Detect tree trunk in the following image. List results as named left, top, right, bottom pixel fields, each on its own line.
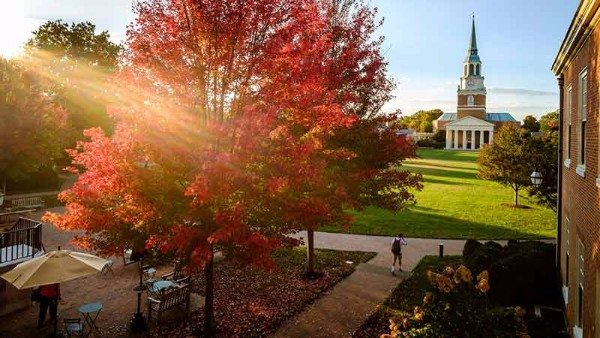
left=514, top=187, right=519, bottom=207
left=306, top=229, right=315, bottom=275
left=204, top=246, right=215, bottom=336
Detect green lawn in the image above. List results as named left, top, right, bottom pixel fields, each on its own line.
left=323, top=149, right=556, bottom=239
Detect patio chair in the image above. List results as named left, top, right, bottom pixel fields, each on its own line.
left=63, top=318, right=84, bottom=337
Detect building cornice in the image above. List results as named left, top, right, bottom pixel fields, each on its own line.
left=552, top=0, right=600, bottom=75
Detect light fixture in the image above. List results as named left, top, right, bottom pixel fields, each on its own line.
left=530, top=170, right=543, bottom=187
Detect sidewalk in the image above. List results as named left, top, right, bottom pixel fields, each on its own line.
left=272, top=232, right=468, bottom=338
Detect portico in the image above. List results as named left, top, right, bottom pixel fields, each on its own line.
left=444, top=116, right=494, bottom=150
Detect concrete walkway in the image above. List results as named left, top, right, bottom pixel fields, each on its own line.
left=272, top=232, right=468, bottom=338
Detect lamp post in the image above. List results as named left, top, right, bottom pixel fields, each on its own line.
left=530, top=170, right=543, bottom=187
left=130, top=251, right=147, bottom=332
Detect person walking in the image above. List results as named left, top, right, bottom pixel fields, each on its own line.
left=391, top=233, right=407, bottom=275
left=37, top=283, right=60, bottom=328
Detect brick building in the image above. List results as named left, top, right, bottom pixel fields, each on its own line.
left=552, top=1, right=600, bottom=337
left=433, top=16, right=520, bottom=150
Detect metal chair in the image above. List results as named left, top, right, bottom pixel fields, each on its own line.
left=63, top=318, right=84, bottom=337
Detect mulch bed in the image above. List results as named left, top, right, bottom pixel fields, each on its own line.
left=150, top=248, right=376, bottom=338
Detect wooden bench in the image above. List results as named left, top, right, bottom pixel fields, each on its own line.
left=7, top=197, right=45, bottom=210
left=147, top=283, right=191, bottom=324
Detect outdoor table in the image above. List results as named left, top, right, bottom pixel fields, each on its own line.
left=78, top=302, right=102, bottom=337
left=149, top=280, right=177, bottom=293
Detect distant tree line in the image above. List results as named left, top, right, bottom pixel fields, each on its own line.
left=396, top=109, right=444, bottom=133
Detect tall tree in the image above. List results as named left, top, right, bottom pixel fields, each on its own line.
left=0, top=58, right=65, bottom=194
left=25, top=20, right=121, bottom=146
left=521, top=115, right=540, bottom=133
left=539, top=110, right=559, bottom=133
left=44, top=0, right=421, bottom=334
left=478, top=126, right=532, bottom=207
left=527, top=131, right=558, bottom=211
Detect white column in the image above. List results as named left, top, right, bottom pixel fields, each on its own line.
left=489, top=130, right=494, bottom=144
left=445, top=129, right=451, bottom=149
left=453, top=129, right=458, bottom=149
left=470, top=130, right=475, bottom=150
left=462, top=129, right=467, bottom=149
left=479, top=130, right=484, bottom=148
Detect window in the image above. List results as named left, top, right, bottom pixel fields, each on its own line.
left=475, top=64, right=480, bottom=75
left=566, top=85, right=572, bottom=163
left=575, top=239, right=585, bottom=333
left=562, top=217, right=571, bottom=290
left=469, top=64, right=474, bottom=76
left=578, top=70, right=587, bottom=167
left=467, top=95, right=474, bottom=106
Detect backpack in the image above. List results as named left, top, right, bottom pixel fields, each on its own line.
left=392, top=238, right=401, bottom=253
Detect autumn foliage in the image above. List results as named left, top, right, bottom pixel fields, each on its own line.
left=44, top=0, right=422, bottom=332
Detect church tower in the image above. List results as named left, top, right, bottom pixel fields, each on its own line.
left=457, top=16, right=486, bottom=120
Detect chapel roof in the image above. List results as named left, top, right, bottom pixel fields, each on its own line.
left=437, top=112, right=517, bottom=122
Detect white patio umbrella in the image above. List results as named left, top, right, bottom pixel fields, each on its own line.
left=0, top=248, right=110, bottom=289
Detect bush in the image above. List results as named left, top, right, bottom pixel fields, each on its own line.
left=462, top=240, right=560, bottom=307
left=417, top=138, right=444, bottom=149
left=381, top=264, right=525, bottom=338
left=432, top=130, right=446, bottom=143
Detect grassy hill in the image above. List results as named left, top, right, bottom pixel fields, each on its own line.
left=323, top=149, right=556, bottom=239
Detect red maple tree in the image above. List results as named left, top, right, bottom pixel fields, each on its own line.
left=45, top=0, right=422, bottom=334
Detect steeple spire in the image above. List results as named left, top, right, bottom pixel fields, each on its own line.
left=468, top=14, right=478, bottom=55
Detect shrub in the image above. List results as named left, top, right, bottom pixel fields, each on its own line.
left=462, top=240, right=560, bottom=307
left=381, top=265, right=526, bottom=338
left=432, top=130, right=446, bottom=143
left=416, top=138, right=444, bottom=149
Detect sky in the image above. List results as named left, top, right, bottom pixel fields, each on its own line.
left=0, top=0, right=579, bottom=121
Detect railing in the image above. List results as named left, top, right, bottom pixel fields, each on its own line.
left=0, top=218, right=44, bottom=265
left=0, top=210, right=35, bottom=225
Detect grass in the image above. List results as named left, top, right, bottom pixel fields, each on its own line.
left=323, top=149, right=556, bottom=239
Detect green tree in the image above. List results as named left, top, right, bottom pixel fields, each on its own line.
left=528, top=131, right=558, bottom=211
left=521, top=115, right=540, bottom=132
left=478, top=126, right=532, bottom=207
left=25, top=20, right=121, bottom=144
left=539, top=110, right=559, bottom=133
left=397, top=109, right=444, bottom=132
left=0, top=58, right=65, bottom=194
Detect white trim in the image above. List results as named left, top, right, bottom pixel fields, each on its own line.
left=562, top=285, right=569, bottom=304
left=573, top=325, right=583, bottom=338
left=564, top=159, right=571, bottom=168
left=576, top=164, right=586, bottom=177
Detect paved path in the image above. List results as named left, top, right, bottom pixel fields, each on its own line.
left=272, top=231, right=468, bottom=338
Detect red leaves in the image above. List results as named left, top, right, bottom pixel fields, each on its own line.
left=44, top=0, right=423, bottom=277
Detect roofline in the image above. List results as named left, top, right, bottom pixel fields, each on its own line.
left=552, top=0, right=600, bottom=75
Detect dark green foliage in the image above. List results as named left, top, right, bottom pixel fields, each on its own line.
left=522, top=115, right=541, bottom=132
left=5, top=166, right=63, bottom=194
left=417, top=138, right=444, bottom=149
left=432, top=130, right=445, bottom=143
left=527, top=131, right=558, bottom=211
left=463, top=240, right=503, bottom=275
left=463, top=240, right=560, bottom=307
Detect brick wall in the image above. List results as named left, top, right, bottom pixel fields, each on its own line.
left=559, top=19, right=600, bottom=338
